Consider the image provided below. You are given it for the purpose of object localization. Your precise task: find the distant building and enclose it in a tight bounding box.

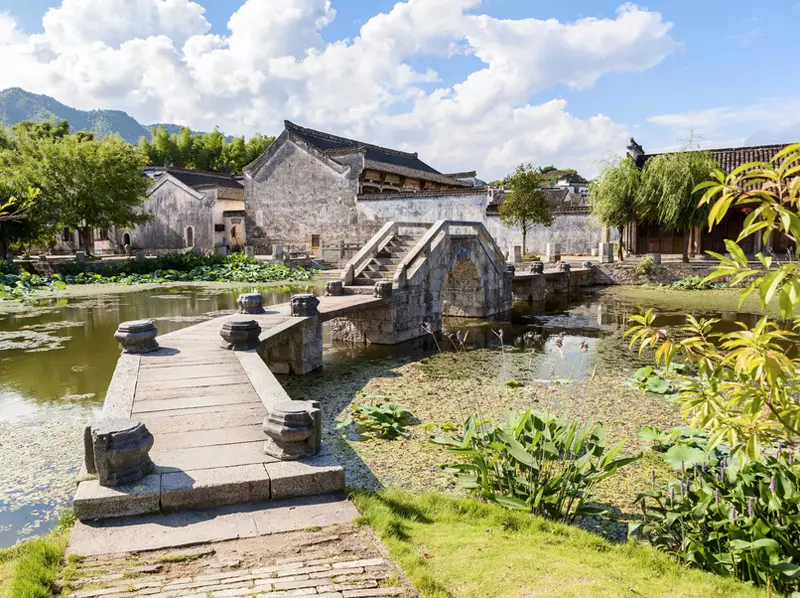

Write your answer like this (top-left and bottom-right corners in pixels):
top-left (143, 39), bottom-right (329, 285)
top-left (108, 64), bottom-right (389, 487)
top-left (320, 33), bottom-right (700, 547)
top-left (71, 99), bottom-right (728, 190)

top-left (114, 167), bottom-right (246, 254)
top-left (626, 139), bottom-right (795, 256)
top-left (243, 120), bottom-right (604, 257)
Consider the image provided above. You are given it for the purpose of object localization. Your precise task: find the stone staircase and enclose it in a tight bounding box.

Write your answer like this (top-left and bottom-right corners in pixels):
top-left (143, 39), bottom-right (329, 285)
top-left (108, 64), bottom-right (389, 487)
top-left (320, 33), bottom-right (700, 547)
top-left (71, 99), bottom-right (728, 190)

top-left (345, 234), bottom-right (420, 294)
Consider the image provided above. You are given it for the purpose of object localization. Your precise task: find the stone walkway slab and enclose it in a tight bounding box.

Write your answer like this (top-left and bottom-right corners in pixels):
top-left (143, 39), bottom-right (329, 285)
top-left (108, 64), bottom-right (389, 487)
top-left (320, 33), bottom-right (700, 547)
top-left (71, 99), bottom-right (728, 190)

top-left (68, 494), bottom-right (359, 556)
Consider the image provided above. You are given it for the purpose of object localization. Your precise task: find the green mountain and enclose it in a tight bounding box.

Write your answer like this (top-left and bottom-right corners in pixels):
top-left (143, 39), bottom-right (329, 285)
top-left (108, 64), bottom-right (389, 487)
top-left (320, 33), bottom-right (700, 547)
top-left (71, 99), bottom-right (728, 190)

top-left (0, 88), bottom-right (229, 144)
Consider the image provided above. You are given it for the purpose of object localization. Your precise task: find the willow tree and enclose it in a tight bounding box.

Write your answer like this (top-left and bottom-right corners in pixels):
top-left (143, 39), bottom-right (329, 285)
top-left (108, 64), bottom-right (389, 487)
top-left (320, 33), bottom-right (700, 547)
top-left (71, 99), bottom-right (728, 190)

top-left (499, 163), bottom-right (553, 255)
top-left (589, 156), bottom-right (640, 260)
top-left (637, 146), bottom-right (717, 262)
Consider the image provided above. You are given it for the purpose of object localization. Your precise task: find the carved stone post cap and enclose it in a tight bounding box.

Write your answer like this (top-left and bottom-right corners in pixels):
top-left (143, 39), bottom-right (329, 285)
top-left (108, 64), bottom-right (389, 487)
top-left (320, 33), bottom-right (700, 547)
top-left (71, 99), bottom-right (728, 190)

top-left (115, 320), bottom-right (159, 354)
top-left (92, 417), bottom-right (146, 437)
top-left (85, 418), bottom-right (155, 487)
top-left (531, 261), bottom-right (544, 274)
top-left (237, 292), bottom-right (265, 314)
top-left (117, 319), bottom-right (156, 334)
top-left (582, 261), bottom-right (594, 269)
top-left (504, 264), bottom-right (515, 275)
top-left (374, 281), bottom-right (393, 299)
top-left (220, 317), bottom-right (261, 350)
top-left (263, 400), bottom-right (322, 461)
top-left (291, 293), bottom-right (320, 317)
top-left (324, 280), bottom-right (343, 296)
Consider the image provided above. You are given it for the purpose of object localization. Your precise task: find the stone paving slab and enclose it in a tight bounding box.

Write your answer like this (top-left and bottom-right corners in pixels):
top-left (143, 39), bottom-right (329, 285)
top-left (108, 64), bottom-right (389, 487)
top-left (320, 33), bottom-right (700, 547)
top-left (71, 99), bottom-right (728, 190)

top-left (161, 465), bottom-right (271, 510)
top-left (151, 441), bottom-right (275, 472)
top-left (134, 395), bottom-right (262, 414)
top-left (134, 383), bottom-right (257, 401)
top-left (142, 407), bottom-right (266, 434)
top-left (154, 425), bottom-right (265, 451)
top-left (67, 494), bottom-right (359, 556)
top-left (74, 475), bottom-right (161, 520)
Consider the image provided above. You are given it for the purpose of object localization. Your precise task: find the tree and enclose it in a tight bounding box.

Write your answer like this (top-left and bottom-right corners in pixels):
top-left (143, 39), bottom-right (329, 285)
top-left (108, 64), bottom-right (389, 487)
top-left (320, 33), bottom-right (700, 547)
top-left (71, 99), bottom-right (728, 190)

top-left (6, 129), bottom-right (151, 254)
top-left (498, 163), bottom-right (553, 254)
top-left (637, 142), bottom-right (717, 262)
top-left (627, 144), bottom-right (800, 461)
top-left (589, 156), bottom-right (641, 260)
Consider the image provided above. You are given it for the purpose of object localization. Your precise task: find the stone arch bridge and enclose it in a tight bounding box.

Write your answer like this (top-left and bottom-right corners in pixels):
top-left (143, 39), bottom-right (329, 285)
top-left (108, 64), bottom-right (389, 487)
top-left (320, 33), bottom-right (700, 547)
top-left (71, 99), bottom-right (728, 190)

top-left (329, 220), bottom-right (513, 344)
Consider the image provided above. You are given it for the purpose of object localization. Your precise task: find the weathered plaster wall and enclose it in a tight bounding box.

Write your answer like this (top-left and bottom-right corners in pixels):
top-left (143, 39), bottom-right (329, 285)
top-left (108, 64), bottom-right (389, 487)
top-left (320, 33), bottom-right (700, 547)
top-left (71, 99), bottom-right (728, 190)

top-left (486, 214), bottom-right (615, 257)
top-left (117, 181), bottom-right (214, 251)
top-left (357, 195), bottom-right (614, 258)
top-left (245, 141), bottom-right (377, 250)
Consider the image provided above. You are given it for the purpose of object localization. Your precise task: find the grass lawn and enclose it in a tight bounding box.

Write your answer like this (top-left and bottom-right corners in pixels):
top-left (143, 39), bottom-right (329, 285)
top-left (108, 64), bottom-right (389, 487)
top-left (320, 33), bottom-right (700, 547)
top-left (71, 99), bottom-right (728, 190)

top-left (354, 490), bottom-right (766, 598)
top-left (0, 513), bottom-right (73, 598)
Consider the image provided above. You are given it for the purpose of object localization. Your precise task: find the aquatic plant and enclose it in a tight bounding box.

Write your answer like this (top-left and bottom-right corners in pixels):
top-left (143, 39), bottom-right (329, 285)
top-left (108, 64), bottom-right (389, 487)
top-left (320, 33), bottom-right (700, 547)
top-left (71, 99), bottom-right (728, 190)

top-left (0, 254), bottom-right (316, 300)
top-left (336, 395), bottom-right (412, 440)
top-left (662, 276), bottom-right (723, 291)
top-left (432, 410), bottom-right (640, 523)
top-left (632, 433), bottom-right (800, 595)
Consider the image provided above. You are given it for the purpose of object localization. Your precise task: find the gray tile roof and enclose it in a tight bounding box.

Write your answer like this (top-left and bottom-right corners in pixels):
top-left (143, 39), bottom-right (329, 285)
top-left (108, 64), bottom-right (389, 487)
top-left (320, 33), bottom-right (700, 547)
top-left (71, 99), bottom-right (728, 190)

top-left (487, 187), bottom-right (589, 215)
top-left (284, 121), bottom-right (472, 188)
top-left (638, 143), bottom-right (795, 173)
top-left (146, 167), bottom-right (243, 190)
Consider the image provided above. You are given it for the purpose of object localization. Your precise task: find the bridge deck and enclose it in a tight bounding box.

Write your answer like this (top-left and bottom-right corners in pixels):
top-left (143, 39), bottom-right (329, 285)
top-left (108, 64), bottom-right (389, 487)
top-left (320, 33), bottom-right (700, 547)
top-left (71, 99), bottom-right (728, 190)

top-left (73, 294), bottom-right (386, 520)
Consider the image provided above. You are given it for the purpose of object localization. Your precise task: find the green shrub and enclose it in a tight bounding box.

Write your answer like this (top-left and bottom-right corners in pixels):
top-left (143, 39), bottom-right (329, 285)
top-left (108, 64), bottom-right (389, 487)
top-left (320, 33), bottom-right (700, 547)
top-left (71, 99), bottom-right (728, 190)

top-left (432, 410), bottom-right (640, 523)
top-left (632, 434), bottom-right (800, 595)
top-left (635, 255), bottom-right (656, 277)
top-left (336, 396), bottom-right (412, 440)
top-left (0, 259), bottom-right (18, 275)
top-left (664, 275), bottom-right (723, 291)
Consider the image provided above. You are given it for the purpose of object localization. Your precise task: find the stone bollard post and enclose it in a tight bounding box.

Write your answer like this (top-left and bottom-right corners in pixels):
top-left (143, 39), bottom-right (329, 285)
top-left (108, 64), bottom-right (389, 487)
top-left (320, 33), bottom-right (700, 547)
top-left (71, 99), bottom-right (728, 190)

top-left (291, 294), bottom-right (320, 317)
top-left (135, 249), bottom-right (146, 261)
top-left (75, 250), bottom-right (85, 263)
top-left (558, 261), bottom-right (572, 273)
top-left (545, 243), bottom-right (561, 263)
top-left (115, 320), bottom-right (159, 353)
top-left (531, 261), bottom-right (544, 274)
top-left (220, 317), bottom-right (261, 350)
top-left (505, 264), bottom-right (515, 277)
top-left (263, 400), bottom-right (322, 460)
top-left (84, 418), bottom-right (155, 487)
top-left (647, 252), bottom-right (662, 264)
top-left (245, 245), bottom-right (255, 258)
top-left (324, 280), bottom-right (343, 296)
top-left (512, 245), bottom-right (522, 263)
top-left (374, 281), bottom-right (392, 299)
top-left (237, 292), bottom-right (265, 314)
top-left (599, 242), bottom-right (614, 263)
top-left (272, 244), bottom-right (284, 260)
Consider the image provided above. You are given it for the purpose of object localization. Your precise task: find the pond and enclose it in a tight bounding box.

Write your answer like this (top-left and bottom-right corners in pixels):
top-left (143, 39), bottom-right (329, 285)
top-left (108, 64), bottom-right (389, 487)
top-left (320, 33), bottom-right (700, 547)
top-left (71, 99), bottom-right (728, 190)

top-left (0, 283), bottom-right (767, 547)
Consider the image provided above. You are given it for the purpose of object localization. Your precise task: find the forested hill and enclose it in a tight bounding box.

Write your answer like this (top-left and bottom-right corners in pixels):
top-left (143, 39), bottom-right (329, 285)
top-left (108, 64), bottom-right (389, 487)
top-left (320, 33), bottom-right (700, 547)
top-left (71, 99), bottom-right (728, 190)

top-left (0, 88), bottom-right (232, 144)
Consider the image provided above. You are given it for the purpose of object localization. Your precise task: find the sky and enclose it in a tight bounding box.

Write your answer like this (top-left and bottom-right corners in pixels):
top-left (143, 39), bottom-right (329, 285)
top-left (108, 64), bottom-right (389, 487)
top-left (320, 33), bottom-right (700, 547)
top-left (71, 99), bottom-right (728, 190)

top-left (0, 0), bottom-right (798, 180)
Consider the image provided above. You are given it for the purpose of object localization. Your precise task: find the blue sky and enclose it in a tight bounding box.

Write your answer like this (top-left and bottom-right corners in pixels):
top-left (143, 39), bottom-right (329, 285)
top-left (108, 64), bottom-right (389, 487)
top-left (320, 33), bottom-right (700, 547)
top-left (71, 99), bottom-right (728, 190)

top-left (0, 0), bottom-right (798, 177)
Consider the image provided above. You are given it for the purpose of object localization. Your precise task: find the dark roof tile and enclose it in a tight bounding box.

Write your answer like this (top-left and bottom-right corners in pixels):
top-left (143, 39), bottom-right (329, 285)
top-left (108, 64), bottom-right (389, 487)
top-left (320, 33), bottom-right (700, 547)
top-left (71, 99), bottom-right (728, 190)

top-left (285, 121), bottom-right (471, 188)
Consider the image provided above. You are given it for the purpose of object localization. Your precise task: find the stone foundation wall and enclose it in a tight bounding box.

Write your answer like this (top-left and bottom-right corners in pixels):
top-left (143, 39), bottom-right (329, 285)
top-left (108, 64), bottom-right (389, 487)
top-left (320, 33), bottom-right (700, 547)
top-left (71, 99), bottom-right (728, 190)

top-left (594, 262), bottom-right (718, 286)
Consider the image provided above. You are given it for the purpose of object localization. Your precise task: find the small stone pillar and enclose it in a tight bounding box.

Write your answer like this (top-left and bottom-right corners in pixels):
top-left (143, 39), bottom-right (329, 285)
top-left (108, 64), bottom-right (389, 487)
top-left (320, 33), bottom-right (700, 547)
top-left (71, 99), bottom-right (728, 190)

top-left (220, 317), bottom-right (261, 350)
top-left (545, 243), bottom-right (561, 263)
top-left (599, 242), bottom-right (614, 263)
top-left (325, 280), bottom-right (343, 296)
top-left (512, 245), bottom-right (522, 263)
top-left (217, 245), bottom-right (229, 256)
top-left (115, 320), bottom-right (159, 354)
top-left (245, 245), bottom-right (255, 258)
top-left (75, 250), bottom-right (85, 263)
top-left (272, 244), bottom-right (284, 260)
top-left (84, 418), bottom-right (155, 487)
top-left (374, 281), bottom-right (392, 299)
top-left (135, 249), bottom-right (146, 261)
top-left (647, 253), bottom-right (662, 264)
top-left (291, 294), bottom-right (320, 317)
top-left (237, 292), bottom-right (265, 314)
top-left (531, 261), bottom-right (544, 274)
top-left (263, 400), bottom-right (322, 460)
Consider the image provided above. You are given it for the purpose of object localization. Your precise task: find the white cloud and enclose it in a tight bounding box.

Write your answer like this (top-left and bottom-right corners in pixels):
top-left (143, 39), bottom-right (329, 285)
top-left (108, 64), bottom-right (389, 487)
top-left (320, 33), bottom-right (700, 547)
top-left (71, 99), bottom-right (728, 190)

top-left (648, 99), bottom-right (800, 150)
top-left (0, 0), bottom-right (680, 178)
